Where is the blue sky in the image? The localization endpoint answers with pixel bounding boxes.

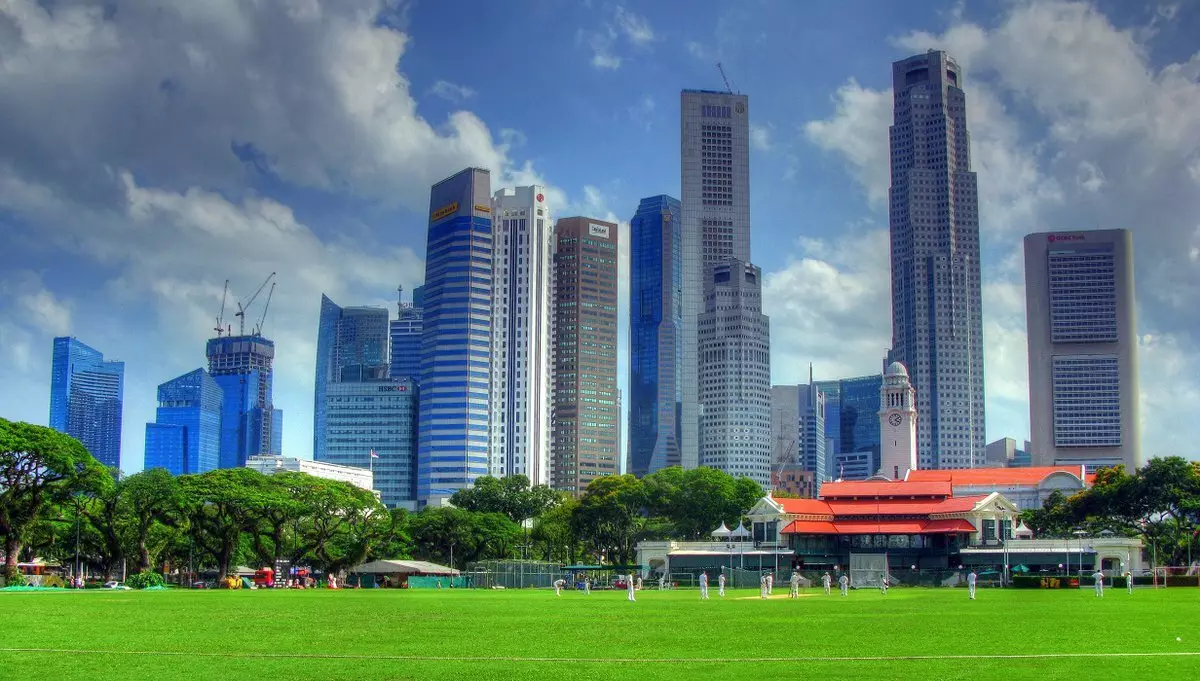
[1,0,1198,472]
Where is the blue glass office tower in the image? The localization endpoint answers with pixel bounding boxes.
[49,337,124,469]
[206,335,282,468]
[390,285,424,384]
[418,168,493,504]
[144,368,223,475]
[325,379,419,509]
[627,195,683,477]
[314,295,390,460]
[837,374,883,480]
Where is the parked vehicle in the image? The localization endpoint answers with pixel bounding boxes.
[103,581,131,590]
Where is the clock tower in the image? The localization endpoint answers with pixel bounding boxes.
[879,361,918,480]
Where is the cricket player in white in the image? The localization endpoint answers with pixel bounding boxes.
[879,574,888,595]
[766,573,774,596]
[1093,570,1105,597]
[700,572,710,600]
[789,571,800,598]
[822,572,832,595]
[1125,571,1133,594]
[967,570,977,600]
[659,574,667,591]
[554,578,564,596]
[583,577,591,595]
[636,576,643,591]
[718,572,726,597]
[759,573,768,599]
[627,574,636,602]
[838,573,849,596]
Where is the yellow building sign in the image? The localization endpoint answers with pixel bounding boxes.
[474,204,491,214]
[431,202,459,221]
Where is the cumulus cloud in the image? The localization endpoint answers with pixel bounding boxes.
[803,80,892,205]
[430,80,476,103]
[750,123,773,151]
[614,6,654,46]
[580,5,655,70]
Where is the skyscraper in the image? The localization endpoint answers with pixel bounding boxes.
[681,89,751,470]
[836,373,884,480]
[418,168,493,504]
[489,186,555,485]
[389,285,424,384]
[814,379,842,468]
[888,51,985,469]
[770,383,826,492]
[1024,229,1140,470]
[49,337,124,469]
[879,361,918,480]
[698,260,771,488]
[206,334,282,468]
[325,379,418,509]
[144,368,222,475]
[552,217,620,494]
[627,195,683,478]
[313,295,390,461]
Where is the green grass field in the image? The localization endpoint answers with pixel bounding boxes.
[2,586,1198,680]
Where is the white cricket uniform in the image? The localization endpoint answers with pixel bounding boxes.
[822,574,831,595]
[627,575,636,602]
[766,574,774,595]
[1125,573,1133,594]
[839,575,848,596]
[584,579,591,595]
[789,574,800,598]
[554,579,564,596]
[1094,571,1104,597]
[700,574,709,600]
[718,574,726,597]
[967,572,977,599]
[759,576,768,599]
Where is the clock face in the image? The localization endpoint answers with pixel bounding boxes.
[889,413,903,427]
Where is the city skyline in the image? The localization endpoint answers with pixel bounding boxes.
[5,1,1199,470]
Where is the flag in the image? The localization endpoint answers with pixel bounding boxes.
[369,449,379,459]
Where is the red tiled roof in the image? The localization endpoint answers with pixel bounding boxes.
[776,498,833,515]
[780,520,839,534]
[929,495,989,513]
[906,466,1090,487]
[923,519,977,533]
[826,499,956,515]
[834,520,928,534]
[819,480,952,499]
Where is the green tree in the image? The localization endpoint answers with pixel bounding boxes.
[532,496,580,564]
[0,419,111,580]
[408,507,522,568]
[120,468,182,572]
[640,466,764,539]
[295,475,387,574]
[1021,490,1076,539]
[571,474,645,564]
[178,468,268,579]
[449,475,563,523]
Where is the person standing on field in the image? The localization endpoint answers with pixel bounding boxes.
[554,578,564,596]
[718,572,726,597]
[822,572,832,595]
[627,574,636,602]
[789,571,800,599]
[659,573,667,591]
[766,572,774,596]
[967,570,977,600]
[1094,570,1105,597]
[838,573,849,596]
[879,574,889,595]
[759,573,768,599]
[583,576,591,595]
[700,571,710,600]
[1125,570,1133,594]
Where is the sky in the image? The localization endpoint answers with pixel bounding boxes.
[1,0,1198,473]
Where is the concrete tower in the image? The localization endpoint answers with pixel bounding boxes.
[879,361,918,480]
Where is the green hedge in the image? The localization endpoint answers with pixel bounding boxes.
[126,571,166,590]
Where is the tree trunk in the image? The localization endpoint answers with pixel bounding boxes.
[3,535,20,581]
[139,540,151,573]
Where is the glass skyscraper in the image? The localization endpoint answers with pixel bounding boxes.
[144,368,222,475]
[889,51,985,469]
[837,374,883,480]
[49,337,124,469]
[418,168,493,505]
[314,295,390,461]
[628,195,683,478]
[206,335,282,468]
[325,379,419,509]
[390,285,424,384]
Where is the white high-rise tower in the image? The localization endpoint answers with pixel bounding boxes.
[888,51,985,469]
[878,361,917,480]
[681,89,752,470]
[489,186,555,484]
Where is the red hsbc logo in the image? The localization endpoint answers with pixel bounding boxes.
[536,193,544,203]
[1048,234,1085,243]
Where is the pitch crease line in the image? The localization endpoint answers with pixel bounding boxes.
[0,648,1197,663]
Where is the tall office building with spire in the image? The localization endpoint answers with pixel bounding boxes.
[681,88,752,470]
[888,51,986,469]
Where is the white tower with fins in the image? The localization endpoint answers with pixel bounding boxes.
[878,361,917,480]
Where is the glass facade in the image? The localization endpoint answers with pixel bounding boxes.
[838,374,883,479]
[143,368,222,475]
[1052,355,1121,447]
[389,285,424,384]
[799,384,826,490]
[206,335,281,468]
[628,195,683,477]
[889,51,986,469]
[313,295,390,461]
[418,168,493,504]
[325,380,418,509]
[1048,247,1117,343]
[814,380,842,459]
[49,337,124,469]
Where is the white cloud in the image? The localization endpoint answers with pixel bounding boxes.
[614,6,654,46]
[750,123,773,151]
[1076,160,1106,192]
[627,95,656,131]
[429,80,476,103]
[686,41,707,59]
[803,80,892,205]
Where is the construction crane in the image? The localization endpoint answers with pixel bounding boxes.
[253,281,276,336]
[716,62,735,94]
[214,279,229,337]
[771,438,798,493]
[234,272,276,337]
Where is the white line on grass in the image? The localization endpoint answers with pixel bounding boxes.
[0,649,1197,664]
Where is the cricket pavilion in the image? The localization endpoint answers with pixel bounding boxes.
[636,470,1144,581]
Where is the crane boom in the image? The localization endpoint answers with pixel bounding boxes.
[234,272,276,336]
[716,62,733,94]
[214,279,229,337]
[254,282,276,336]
